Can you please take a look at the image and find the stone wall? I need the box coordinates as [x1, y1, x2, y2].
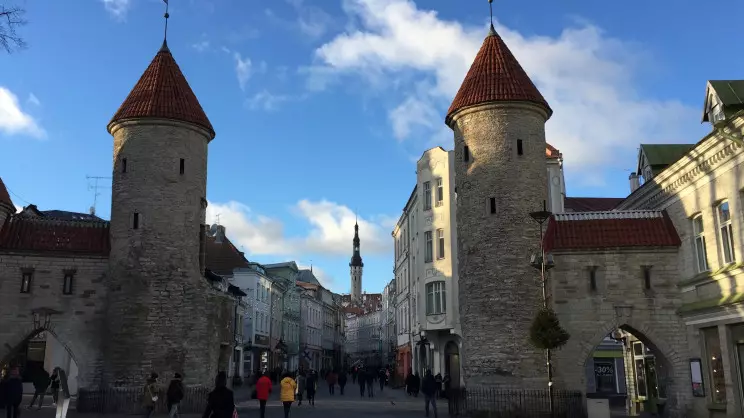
[0, 252, 108, 389]
[550, 249, 691, 415]
[449, 102, 549, 388]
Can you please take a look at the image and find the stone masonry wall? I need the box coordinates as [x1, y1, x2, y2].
[105, 119, 218, 387]
[550, 249, 691, 415]
[449, 102, 549, 388]
[0, 252, 108, 389]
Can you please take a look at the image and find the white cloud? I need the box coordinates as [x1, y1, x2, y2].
[246, 90, 306, 111]
[0, 87, 45, 138]
[193, 40, 210, 52]
[234, 53, 253, 90]
[206, 199, 391, 258]
[26, 93, 40, 107]
[101, 0, 131, 20]
[309, 0, 702, 180]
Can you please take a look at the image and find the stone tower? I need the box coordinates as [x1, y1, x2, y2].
[104, 40, 217, 386]
[445, 24, 552, 388]
[0, 178, 14, 227]
[349, 221, 363, 301]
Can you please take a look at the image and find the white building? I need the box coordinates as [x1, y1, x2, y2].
[300, 284, 323, 370]
[393, 186, 416, 379]
[345, 310, 383, 367]
[381, 279, 396, 367]
[231, 263, 272, 375]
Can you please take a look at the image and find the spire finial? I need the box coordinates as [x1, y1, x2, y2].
[163, 0, 170, 44]
[488, 0, 496, 35]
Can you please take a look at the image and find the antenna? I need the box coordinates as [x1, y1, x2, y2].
[215, 213, 221, 225]
[86, 176, 111, 216]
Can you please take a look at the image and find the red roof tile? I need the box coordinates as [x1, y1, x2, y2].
[0, 177, 12, 208]
[564, 197, 625, 213]
[446, 26, 552, 124]
[109, 42, 215, 138]
[546, 143, 561, 159]
[0, 216, 110, 255]
[543, 211, 680, 252]
[204, 235, 249, 276]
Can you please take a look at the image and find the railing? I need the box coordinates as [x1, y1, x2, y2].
[77, 386, 210, 414]
[447, 388, 586, 418]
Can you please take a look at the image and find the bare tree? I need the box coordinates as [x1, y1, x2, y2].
[0, 3, 27, 53]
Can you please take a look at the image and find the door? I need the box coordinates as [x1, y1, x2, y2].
[737, 343, 744, 409]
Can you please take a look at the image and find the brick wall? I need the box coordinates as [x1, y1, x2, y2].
[0, 252, 108, 389]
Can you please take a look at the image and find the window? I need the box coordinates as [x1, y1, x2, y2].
[424, 231, 433, 263]
[589, 267, 597, 291]
[20, 271, 32, 294]
[702, 327, 726, 403]
[489, 197, 497, 214]
[436, 178, 444, 207]
[692, 215, 709, 272]
[122, 158, 127, 173]
[180, 158, 185, 175]
[426, 281, 446, 314]
[717, 201, 735, 264]
[463, 146, 469, 162]
[423, 181, 432, 211]
[517, 139, 524, 156]
[132, 212, 140, 229]
[642, 266, 652, 290]
[437, 229, 445, 259]
[62, 273, 74, 295]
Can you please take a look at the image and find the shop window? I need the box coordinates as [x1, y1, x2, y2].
[702, 327, 726, 404]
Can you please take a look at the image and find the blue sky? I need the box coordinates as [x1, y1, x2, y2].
[0, 0, 740, 293]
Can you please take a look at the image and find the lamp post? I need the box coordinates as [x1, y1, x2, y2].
[529, 200, 555, 417]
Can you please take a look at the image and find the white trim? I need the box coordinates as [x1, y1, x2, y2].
[685, 312, 744, 326]
[554, 210, 663, 222]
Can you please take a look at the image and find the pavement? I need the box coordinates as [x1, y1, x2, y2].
[8, 382, 434, 418]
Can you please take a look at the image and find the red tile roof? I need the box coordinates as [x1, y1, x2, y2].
[0, 177, 12, 208]
[204, 235, 249, 276]
[546, 143, 562, 159]
[543, 211, 680, 252]
[564, 197, 625, 213]
[0, 216, 110, 255]
[108, 42, 215, 139]
[446, 26, 552, 124]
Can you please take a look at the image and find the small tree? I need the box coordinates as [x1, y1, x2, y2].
[0, 3, 27, 53]
[529, 307, 570, 350]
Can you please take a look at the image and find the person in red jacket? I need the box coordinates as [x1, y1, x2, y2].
[255, 371, 273, 418]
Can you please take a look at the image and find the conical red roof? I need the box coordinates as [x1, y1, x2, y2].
[0, 177, 13, 208]
[446, 26, 551, 124]
[109, 41, 215, 138]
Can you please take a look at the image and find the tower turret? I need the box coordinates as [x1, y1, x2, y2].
[349, 220, 363, 301]
[105, 40, 216, 386]
[446, 22, 551, 388]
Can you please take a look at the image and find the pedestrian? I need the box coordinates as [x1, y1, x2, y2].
[255, 370, 273, 418]
[434, 373, 443, 398]
[412, 372, 421, 397]
[49, 367, 60, 406]
[442, 374, 451, 399]
[280, 372, 297, 418]
[1, 366, 22, 418]
[405, 368, 414, 396]
[27, 368, 51, 410]
[305, 370, 317, 406]
[326, 370, 337, 395]
[365, 367, 374, 398]
[142, 373, 160, 418]
[421, 370, 438, 418]
[202, 371, 235, 418]
[167, 372, 185, 418]
[358, 369, 366, 397]
[377, 368, 386, 392]
[337, 370, 347, 396]
[295, 371, 306, 406]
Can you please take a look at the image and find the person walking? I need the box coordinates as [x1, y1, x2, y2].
[49, 369, 60, 406]
[202, 371, 235, 418]
[337, 370, 347, 396]
[27, 368, 50, 410]
[357, 368, 366, 397]
[377, 368, 386, 392]
[421, 370, 438, 418]
[166, 373, 185, 418]
[255, 371, 273, 418]
[305, 371, 317, 406]
[142, 373, 160, 418]
[326, 370, 337, 395]
[365, 367, 374, 398]
[295, 372, 306, 406]
[1, 367, 23, 418]
[280, 372, 297, 418]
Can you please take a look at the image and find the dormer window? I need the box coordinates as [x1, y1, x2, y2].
[710, 105, 725, 125]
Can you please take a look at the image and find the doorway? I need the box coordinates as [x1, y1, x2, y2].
[445, 341, 460, 388]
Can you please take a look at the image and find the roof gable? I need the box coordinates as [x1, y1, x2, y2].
[0, 216, 110, 255]
[702, 80, 744, 123]
[637, 144, 694, 176]
[0, 178, 12, 208]
[446, 26, 551, 124]
[204, 235, 249, 276]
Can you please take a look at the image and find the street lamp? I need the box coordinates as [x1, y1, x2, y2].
[529, 200, 555, 418]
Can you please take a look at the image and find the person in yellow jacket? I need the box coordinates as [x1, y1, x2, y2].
[280, 372, 298, 418]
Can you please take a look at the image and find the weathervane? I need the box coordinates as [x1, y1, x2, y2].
[163, 0, 170, 43]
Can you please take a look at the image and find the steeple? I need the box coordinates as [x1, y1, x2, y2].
[445, 23, 552, 126]
[108, 42, 215, 140]
[350, 219, 363, 267]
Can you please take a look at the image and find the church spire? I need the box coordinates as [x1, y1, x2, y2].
[350, 219, 363, 267]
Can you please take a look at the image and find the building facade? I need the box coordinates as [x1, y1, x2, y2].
[381, 279, 397, 368]
[300, 285, 323, 371]
[350, 221, 364, 302]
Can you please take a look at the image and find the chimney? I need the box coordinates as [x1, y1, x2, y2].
[629, 172, 640, 193]
[199, 224, 207, 273]
[89, 206, 96, 216]
[214, 224, 226, 244]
